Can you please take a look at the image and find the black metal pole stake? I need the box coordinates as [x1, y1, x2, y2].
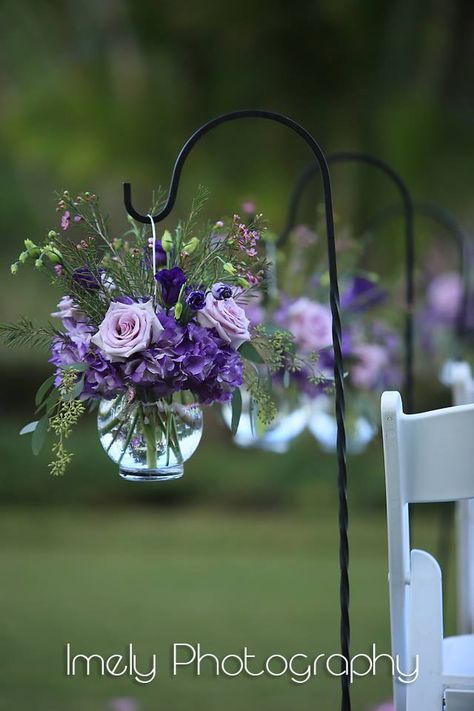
[123, 109, 351, 711]
[279, 153, 415, 413]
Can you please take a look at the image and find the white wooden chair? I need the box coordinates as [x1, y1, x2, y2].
[382, 391, 474, 710]
[444, 361, 474, 636]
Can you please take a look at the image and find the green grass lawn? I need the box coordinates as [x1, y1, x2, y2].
[0, 506, 455, 711]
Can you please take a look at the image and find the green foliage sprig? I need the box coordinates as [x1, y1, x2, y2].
[0, 317, 57, 350]
[47, 368, 86, 476]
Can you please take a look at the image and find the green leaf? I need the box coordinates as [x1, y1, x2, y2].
[230, 388, 242, 435]
[20, 421, 39, 436]
[35, 389, 59, 415]
[32, 415, 49, 456]
[239, 342, 264, 364]
[34, 375, 56, 407]
[63, 375, 85, 401]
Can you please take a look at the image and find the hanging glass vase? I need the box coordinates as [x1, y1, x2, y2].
[98, 392, 203, 481]
[307, 394, 377, 455]
[222, 389, 309, 454]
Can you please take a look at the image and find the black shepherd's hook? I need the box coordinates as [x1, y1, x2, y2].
[365, 201, 471, 340]
[279, 153, 415, 413]
[123, 109, 351, 711]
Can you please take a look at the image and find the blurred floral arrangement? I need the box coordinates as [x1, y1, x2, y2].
[418, 257, 466, 385]
[223, 208, 402, 454]
[1, 190, 325, 480]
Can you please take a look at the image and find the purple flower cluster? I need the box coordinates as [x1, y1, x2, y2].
[50, 302, 243, 404]
[49, 318, 125, 399]
[123, 313, 243, 403]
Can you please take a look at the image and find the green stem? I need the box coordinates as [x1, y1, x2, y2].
[139, 405, 158, 470]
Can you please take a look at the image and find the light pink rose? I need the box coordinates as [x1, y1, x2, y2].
[51, 295, 84, 321]
[197, 293, 251, 349]
[91, 300, 163, 361]
[351, 343, 388, 389]
[427, 271, 463, 322]
[285, 298, 333, 352]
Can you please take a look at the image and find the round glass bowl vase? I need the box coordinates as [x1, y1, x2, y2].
[222, 390, 309, 454]
[98, 393, 203, 482]
[307, 395, 377, 455]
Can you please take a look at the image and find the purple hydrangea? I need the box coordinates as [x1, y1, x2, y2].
[155, 267, 187, 307]
[49, 307, 243, 404]
[123, 314, 243, 403]
[50, 332, 125, 398]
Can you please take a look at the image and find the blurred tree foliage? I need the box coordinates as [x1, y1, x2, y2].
[0, 0, 472, 504]
[0, 0, 472, 245]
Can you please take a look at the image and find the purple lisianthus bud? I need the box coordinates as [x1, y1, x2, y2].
[72, 266, 103, 290]
[186, 290, 206, 310]
[54, 264, 64, 277]
[155, 267, 187, 307]
[212, 282, 233, 300]
[145, 238, 167, 268]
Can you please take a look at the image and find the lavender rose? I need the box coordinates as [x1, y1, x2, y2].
[427, 271, 463, 323]
[280, 297, 333, 352]
[351, 343, 388, 389]
[197, 293, 251, 350]
[91, 300, 163, 361]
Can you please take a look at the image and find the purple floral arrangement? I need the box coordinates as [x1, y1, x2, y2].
[2, 190, 310, 477]
[419, 269, 465, 357]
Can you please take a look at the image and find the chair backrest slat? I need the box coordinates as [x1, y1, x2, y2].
[381, 390, 474, 709]
[401, 404, 474, 503]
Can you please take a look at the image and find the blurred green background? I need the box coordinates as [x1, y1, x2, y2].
[0, 1, 473, 709]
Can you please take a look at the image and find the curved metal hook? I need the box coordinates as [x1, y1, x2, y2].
[364, 201, 472, 339]
[123, 109, 351, 711]
[279, 152, 415, 413]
